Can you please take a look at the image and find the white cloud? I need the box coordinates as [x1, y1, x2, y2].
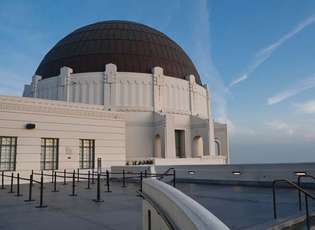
[229, 14, 315, 88]
[224, 119, 255, 136]
[295, 100, 315, 114]
[266, 120, 294, 135]
[267, 74, 315, 105]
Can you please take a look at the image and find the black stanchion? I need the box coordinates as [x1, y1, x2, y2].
[36, 174, 47, 208]
[91, 169, 95, 184]
[8, 173, 14, 193]
[93, 173, 103, 202]
[1, 171, 5, 190]
[139, 172, 143, 193]
[105, 170, 112, 193]
[144, 169, 147, 178]
[63, 169, 67, 185]
[15, 173, 22, 197]
[77, 169, 80, 183]
[69, 170, 77, 196]
[122, 169, 126, 188]
[25, 174, 35, 202]
[172, 170, 176, 188]
[52, 171, 59, 192]
[31, 170, 34, 187]
[86, 170, 91, 189]
[51, 170, 54, 183]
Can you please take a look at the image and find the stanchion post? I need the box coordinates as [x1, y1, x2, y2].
[63, 169, 67, 185]
[15, 173, 22, 197]
[36, 174, 47, 208]
[86, 170, 91, 189]
[69, 170, 77, 196]
[105, 170, 111, 193]
[51, 170, 54, 183]
[139, 172, 143, 193]
[25, 174, 35, 202]
[144, 169, 147, 178]
[122, 169, 126, 188]
[52, 171, 59, 192]
[1, 171, 5, 189]
[91, 169, 95, 184]
[93, 173, 103, 202]
[8, 172, 14, 193]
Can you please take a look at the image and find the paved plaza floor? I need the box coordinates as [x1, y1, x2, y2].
[0, 180, 142, 230]
[1, 179, 315, 230]
[177, 182, 315, 229]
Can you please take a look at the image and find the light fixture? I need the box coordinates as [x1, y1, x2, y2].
[25, 123, 36, 129]
[295, 171, 307, 176]
[232, 171, 241, 175]
[188, 170, 196, 175]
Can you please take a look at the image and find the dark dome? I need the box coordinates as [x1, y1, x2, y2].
[35, 20, 201, 84]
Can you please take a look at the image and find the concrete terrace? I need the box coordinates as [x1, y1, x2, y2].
[1, 179, 315, 229]
[0, 181, 142, 230]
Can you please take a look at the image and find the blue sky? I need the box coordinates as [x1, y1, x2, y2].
[1, 0, 315, 163]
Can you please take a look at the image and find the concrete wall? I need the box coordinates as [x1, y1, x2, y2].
[0, 96, 126, 179]
[155, 163, 315, 185]
[142, 178, 230, 230]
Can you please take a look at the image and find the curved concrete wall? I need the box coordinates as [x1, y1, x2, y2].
[142, 178, 230, 230]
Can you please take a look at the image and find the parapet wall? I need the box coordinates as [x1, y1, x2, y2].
[142, 178, 230, 230]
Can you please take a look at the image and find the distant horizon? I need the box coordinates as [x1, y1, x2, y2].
[0, 0, 314, 164]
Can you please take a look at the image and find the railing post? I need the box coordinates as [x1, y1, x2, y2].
[122, 169, 126, 188]
[105, 170, 111, 192]
[93, 173, 104, 202]
[69, 170, 77, 196]
[36, 174, 47, 208]
[1, 171, 5, 189]
[25, 174, 35, 202]
[15, 173, 22, 197]
[173, 170, 176, 188]
[297, 176, 302, 211]
[63, 169, 67, 185]
[8, 172, 14, 193]
[52, 171, 59, 192]
[77, 168, 80, 183]
[144, 169, 147, 178]
[86, 170, 91, 189]
[51, 170, 54, 183]
[272, 181, 277, 219]
[305, 195, 310, 230]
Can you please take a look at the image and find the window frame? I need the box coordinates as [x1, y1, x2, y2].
[41, 138, 59, 170]
[79, 139, 95, 169]
[0, 136, 17, 171]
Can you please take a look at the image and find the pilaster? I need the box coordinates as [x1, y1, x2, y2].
[104, 63, 117, 110]
[58, 66, 73, 101]
[152, 66, 165, 112]
[31, 75, 42, 98]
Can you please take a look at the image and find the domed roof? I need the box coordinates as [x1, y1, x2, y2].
[35, 20, 201, 84]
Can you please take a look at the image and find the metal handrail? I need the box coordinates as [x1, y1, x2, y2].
[273, 179, 314, 229]
[158, 168, 175, 180]
[297, 174, 315, 211]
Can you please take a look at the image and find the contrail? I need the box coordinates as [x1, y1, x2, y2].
[267, 74, 315, 105]
[229, 15, 315, 88]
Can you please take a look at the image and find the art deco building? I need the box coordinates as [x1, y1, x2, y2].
[0, 21, 228, 172]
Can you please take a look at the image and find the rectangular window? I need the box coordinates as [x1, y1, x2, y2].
[0, 137, 17, 171]
[41, 138, 59, 170]
[80, 139, 95, 169]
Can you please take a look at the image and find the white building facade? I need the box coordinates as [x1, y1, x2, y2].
[0, 20, 228, 174]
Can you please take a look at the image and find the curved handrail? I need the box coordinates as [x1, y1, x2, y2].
[272, 179, 314, 229]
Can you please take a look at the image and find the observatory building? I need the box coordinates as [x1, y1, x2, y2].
[0, 21, 228, 172]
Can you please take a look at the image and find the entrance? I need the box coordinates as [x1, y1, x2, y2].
[175, 130, 185, 158]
